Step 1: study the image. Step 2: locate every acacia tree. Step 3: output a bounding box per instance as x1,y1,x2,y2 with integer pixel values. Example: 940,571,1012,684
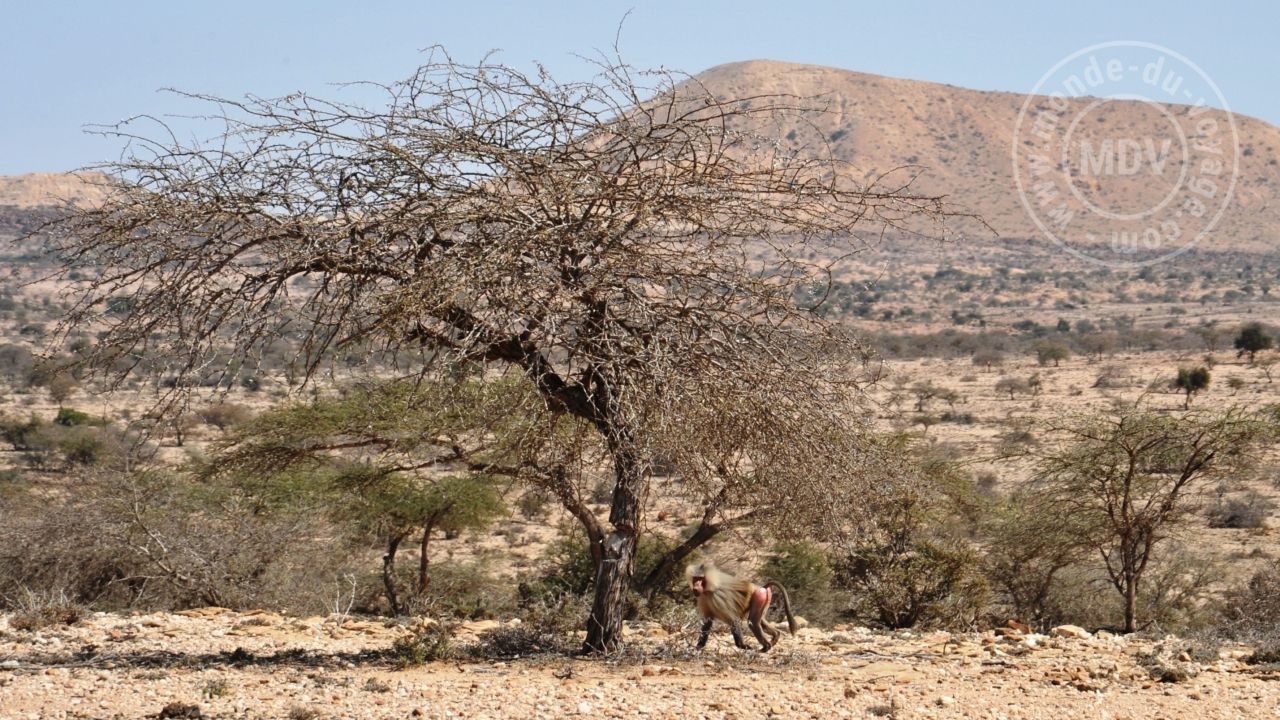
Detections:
324,468,503,615
1033,404,1271,633
48,52,956,651
981,490,1094,629
1234,322,1273,364
1174,366,1211,409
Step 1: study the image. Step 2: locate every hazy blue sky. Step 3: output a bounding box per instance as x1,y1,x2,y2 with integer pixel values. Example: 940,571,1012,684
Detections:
3,0,1276,174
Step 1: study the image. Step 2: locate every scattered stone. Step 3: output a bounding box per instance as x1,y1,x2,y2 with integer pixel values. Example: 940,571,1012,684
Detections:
1005,619,1032,634
1138,641,1201,683
174,608,230,619
460,620,501,634
1051,625,1092,640
154,702,202,718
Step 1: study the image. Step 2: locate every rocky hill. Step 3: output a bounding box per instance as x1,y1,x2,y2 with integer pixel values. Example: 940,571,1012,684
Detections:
690,60,1280,254
0,172,111,210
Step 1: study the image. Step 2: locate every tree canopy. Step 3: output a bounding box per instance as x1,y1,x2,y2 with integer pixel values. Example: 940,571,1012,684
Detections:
48,51,962,651
1234,322,1273,364
1032,404,1272,632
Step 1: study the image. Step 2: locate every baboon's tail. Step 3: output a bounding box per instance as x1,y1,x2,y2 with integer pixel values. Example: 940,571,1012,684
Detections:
765,581,798,635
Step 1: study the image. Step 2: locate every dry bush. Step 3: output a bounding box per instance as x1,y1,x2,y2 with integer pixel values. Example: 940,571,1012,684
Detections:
195,402,252,431
761,541,837,626
412,560,515,620
391,622,458,666
1218,561,1280,646
7,589,83,631
1205,490,1273,529
0,469,358,614
466,601,581,660
1032,545,1215,633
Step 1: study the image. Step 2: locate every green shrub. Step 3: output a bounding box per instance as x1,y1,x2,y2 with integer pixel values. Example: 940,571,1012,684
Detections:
54,408,101,427
530,528,597,601
391,622,457,666
830,443,988,630
516,487,553,519
836,537,985,629
57,427,116,466
415,560,512,620
762,541,835,626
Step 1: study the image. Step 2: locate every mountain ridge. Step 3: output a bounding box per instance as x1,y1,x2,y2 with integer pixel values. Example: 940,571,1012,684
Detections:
7,60,1279,254
688,60,1280,255
0,172,112,209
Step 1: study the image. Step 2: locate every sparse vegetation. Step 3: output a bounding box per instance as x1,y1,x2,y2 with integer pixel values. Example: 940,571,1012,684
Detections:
0,42,1277,689
1235,322,1274,364
1175,366,1211,409
1032,404,1272,632
390,622,458,666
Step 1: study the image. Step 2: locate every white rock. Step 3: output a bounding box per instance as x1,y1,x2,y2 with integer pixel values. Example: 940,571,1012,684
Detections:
1050,624,1091,639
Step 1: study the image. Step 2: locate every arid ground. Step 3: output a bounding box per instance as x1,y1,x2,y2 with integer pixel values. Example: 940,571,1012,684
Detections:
4,609,1280,720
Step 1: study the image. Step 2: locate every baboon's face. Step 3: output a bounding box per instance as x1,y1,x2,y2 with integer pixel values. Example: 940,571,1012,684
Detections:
690,576,705,594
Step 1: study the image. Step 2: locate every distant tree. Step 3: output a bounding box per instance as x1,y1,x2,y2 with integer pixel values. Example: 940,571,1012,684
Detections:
1028,373,1043,396
1191,324,1223,352
912,413,939,434
167,413,199,448
911,381,960,412
1077,332,1117,362
324,467,503,614
0,344,35,386
1032,340,1071,367
1175,366,1211,409
972,349,1005,372
1056,318,1071,333
1235,322,1273,364
1034,404,1272,632
994,376,1030,400
45,373,78,408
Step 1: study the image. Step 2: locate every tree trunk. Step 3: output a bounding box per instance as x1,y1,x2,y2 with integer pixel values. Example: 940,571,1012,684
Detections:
383,533,406,616
583,529,638,653
1123,577,1138,633
417,522,434,595
582,441,644,653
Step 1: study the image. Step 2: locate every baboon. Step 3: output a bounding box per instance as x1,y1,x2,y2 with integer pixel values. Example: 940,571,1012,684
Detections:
686,560,797,651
